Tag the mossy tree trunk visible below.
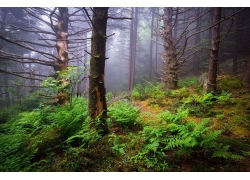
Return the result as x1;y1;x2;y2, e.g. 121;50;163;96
205;7;222;93
53;7;69;105
163;7;178;90
88;7;109;135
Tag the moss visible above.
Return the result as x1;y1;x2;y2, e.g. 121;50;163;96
246;102;250;110
217;75;243;91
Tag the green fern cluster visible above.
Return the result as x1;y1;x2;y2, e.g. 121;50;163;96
157;108;188;124
108;101;140;129
65;117;101;147
51;98;88;140
182;91;231;105
178;76;198;87
180;91;232;116
133;110;244;170
131;82;165;101
0;97;90;171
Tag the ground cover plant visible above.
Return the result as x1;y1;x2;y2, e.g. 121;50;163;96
1;75;250;172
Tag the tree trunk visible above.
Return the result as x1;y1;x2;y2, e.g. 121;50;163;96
1;8;10;106
155;7;159;79
232;8;239;74
83;34;89;97
128;7;134;91
133;8;138;85
149;7;155;81
88;7;109;135
54;7;69;105
205;7;222;93
192;7;201;76
163;7;178;90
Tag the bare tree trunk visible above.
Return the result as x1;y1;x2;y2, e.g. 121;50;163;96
128;7;134;91
54;7;69;105
232;8;239;74
205;7;222;93
149;7;155;81
192;7;201;76
83;33;89;96
163;7;178;90
1;8;10;106
29;54;35;93
88;7;109;135
155;7;159;78
132;8;138;87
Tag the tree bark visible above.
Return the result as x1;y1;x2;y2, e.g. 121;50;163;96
54;7;69;105
206;7;222;93
155;7;159;78
1;8;10;106
88;7;109;135
232;8;239;74
163;7;178;90
133;8;138;85
128;7;134;91
192;7;201;76
149;7;155;81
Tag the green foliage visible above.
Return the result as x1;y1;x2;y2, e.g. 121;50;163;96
178;76;198;87
0;97;90;171
41;66;86;105
109;134;126;155
170;87;190;99
0;105;20;124
180;90;232;116
0;111;42;171
65;117;101;147
48;97;88;140
157;108;188;124
133;109;244;171
0;133;36;171
108;101;140;129
21;91;43;111
131;82;165;101
218;75;243;91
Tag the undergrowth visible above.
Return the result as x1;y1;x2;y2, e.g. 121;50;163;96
1;78;249;172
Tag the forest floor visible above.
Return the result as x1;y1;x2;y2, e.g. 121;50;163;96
1;71;250;172
133;97;250;172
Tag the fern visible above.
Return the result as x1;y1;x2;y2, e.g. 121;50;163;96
108;101;140;128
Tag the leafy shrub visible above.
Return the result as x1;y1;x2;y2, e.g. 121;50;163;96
108;101;140;129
